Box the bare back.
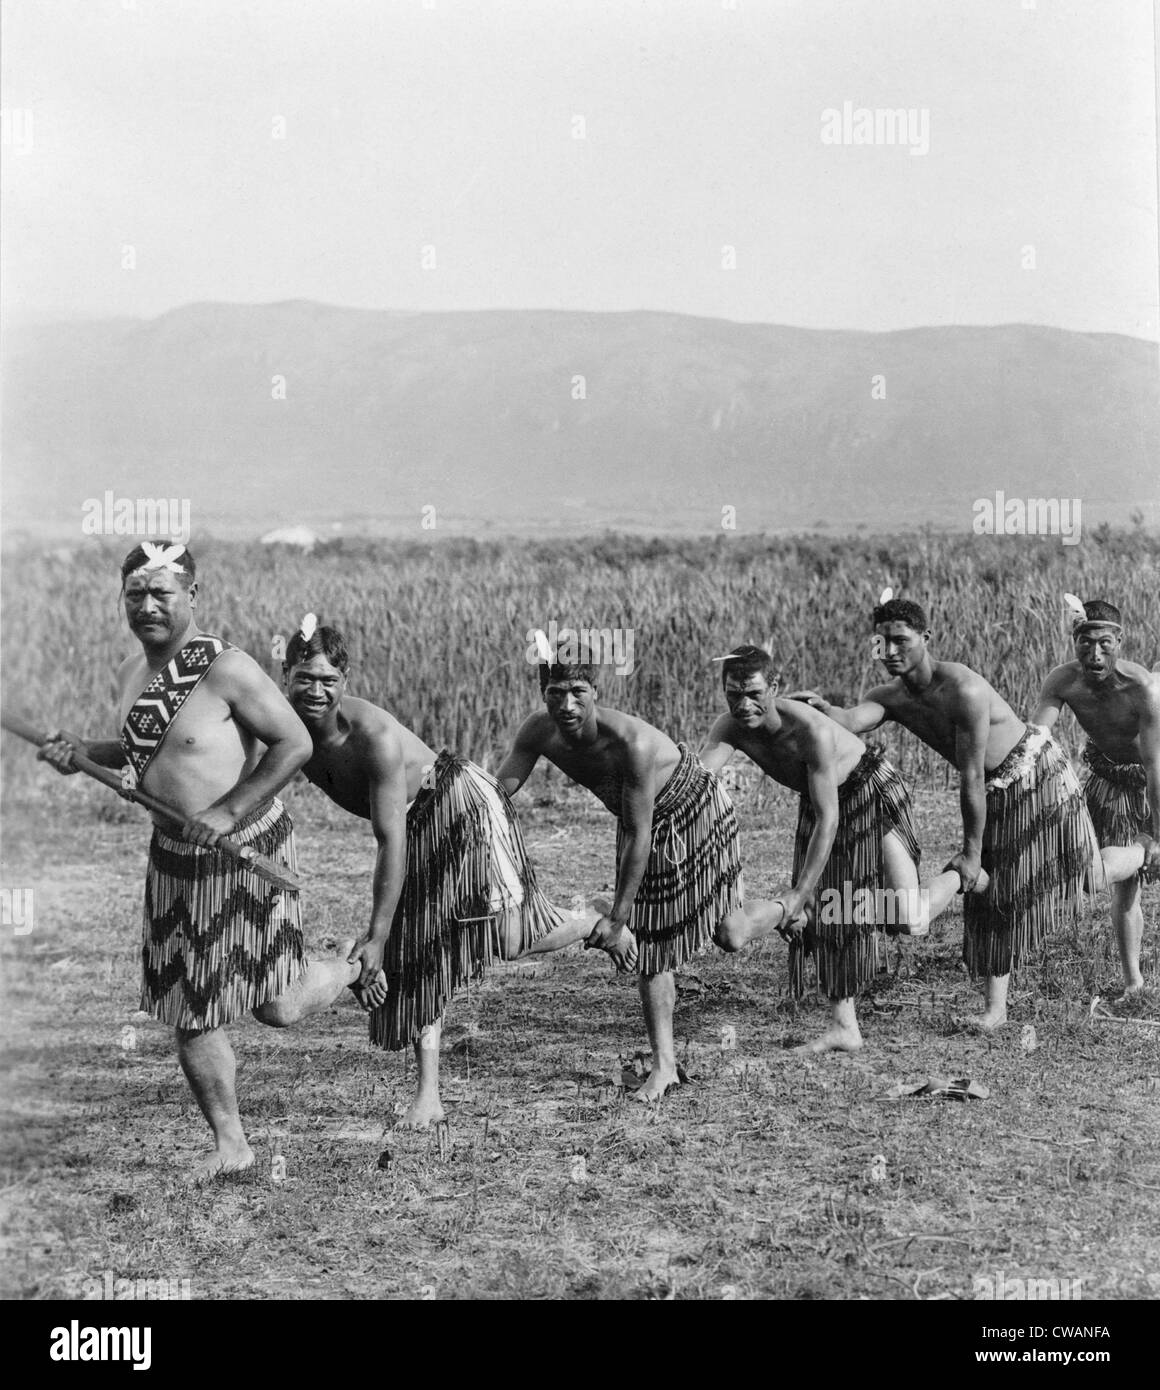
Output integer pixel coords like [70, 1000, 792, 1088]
[301, 696, 438, 817]
[715, 698, 866, 794]
[522, 706, 681, 815]
[872, 661, 1025, 773]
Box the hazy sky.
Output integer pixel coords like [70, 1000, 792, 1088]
[3, 0, 1157, 336]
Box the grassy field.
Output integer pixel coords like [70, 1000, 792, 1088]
[3, 528, 1159, 802]
[1, 774, 1157, 1302]
[1, 529, 1158, 1302]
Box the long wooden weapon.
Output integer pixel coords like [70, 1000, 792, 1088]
[1, 710, 302, 893]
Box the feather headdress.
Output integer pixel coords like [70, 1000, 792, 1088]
[130, 541, 187, 576]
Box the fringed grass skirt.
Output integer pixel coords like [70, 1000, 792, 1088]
[141, 799, 304, 1030]
[1082, 742, 1149, 851]
[617, 744, 743, 976]
[789, 746, 920, 999]
[370, 751, 562, 1050]
[962, 726, 1093, 978]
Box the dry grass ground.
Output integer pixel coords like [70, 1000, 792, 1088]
[1, 774, 1158, 1302]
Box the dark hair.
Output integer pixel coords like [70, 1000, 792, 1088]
[284, 623, 350, 673]
[872, 597, 928, 631]
[120, 541, 196, 587]
[1078, 599, 1122, 628]
[538, 646, 598, 694]
[718, 644, 778, 689]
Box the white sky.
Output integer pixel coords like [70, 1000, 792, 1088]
[3, 0, 1157, 335]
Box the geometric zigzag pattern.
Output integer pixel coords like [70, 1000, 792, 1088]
[140, 799, 305, 1030]
[121, 634, 229, 783]
[613, 743, 743, 978]
[1082, 741, 1150, 851]
[788, 744, 921, 1001]
[962, 731, 1092, 980]
[369, 751, 566, 1052]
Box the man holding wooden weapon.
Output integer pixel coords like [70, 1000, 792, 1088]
[31, 541, 368, 1181]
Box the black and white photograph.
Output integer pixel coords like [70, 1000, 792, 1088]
[2, 0, 1158, 1326]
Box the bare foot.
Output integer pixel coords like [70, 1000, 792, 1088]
[585, 918, 639, 973]
[189, 1140, 255, 1184]
[1122, 981, 1146, 1000]
[792, 1023, 863, 1055]
[962, 1009, 1007, 1032]
[395, 1093, 445, 1130]
[629, 1066, 679, 1102]
[718, 899, 790, 950]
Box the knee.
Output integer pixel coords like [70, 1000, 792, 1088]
[715, 912, 746, 954]
[496, 918, 522, 962]
[253, 998, 296, 1028]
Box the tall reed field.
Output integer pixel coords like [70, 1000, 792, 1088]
[3, 528, 1158, 806]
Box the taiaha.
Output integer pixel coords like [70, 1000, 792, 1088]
[1, 710, 301, 894]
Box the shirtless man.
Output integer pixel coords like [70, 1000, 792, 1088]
[283, 620, 600, 1128]
[702, 645, 973, 1052]
[792, 596, 1125, 1030]
[498, 644, 743, 1101]
[1032, 598, 1160, 998]
[38, 543, 362, 1180]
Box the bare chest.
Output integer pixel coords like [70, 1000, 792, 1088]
[1067, 689, 1141, 756]
[305, 746, 373, 818]
[120, 677, 247, 765]
[550, 743, 623, 812]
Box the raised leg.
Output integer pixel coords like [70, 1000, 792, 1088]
[251, 940, 361, 1027]
[506, 902, 603, 958]
[1094, 843, 1146, 890]
[882, 831, 989, 935]
[632, 972, 679, 1101]
[176, 1025, 255, 1180]
[715, 898, 788, 952]
[396, 1020, 445, 1129]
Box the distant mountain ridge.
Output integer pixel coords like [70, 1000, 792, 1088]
[3, 302, 1157, 537]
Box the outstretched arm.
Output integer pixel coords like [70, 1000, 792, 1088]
[589, 736, 658, 971]
[948, 687, 990, 890]
[1031, 667, 1067, 731]
[497, 716, 544, 797]
[786, 689, 890, 735]
[185, 653, 313, 845]
[699, 713, 738, 775]
[785, 753, 841, 925]
[350, 725, 410, 1006]
[1139, 681, 1160, 874]
[38, 733, 127, 773]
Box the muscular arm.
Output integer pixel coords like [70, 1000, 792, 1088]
[496, 716, 544, 797]
[364, 726, 410, 943]
[346, 723, 411, 1002]
[38, 735, 127, 772]
[609, 737, 658, 928]
[698, 714, 738, 775]
[949, 684, 990, 887]
[197, 655, 312, 831]
[792, 690, 890, 736]
[1031, 667, 1068, 731]
[1138, 682, 1160, 846]
[82, 740, 129, 767]
[788, 750, 841, 917]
